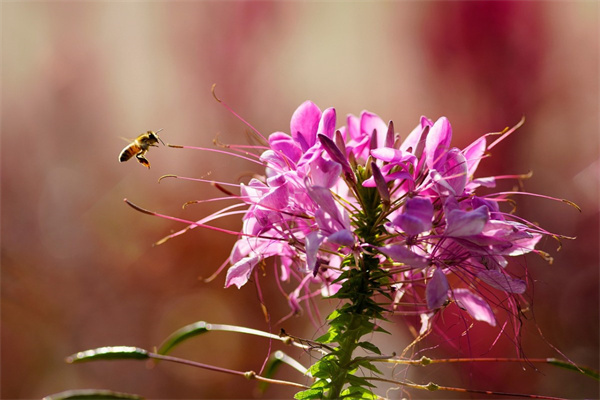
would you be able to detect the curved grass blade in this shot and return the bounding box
[259,350,310,392]
[157,321,299,356]
[43,389,144,400]
[65,346,149,363]
[547,358,599,381]
[156,321,210,355]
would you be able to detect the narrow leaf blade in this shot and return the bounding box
[156,321,209,355]
[65,346,149,363]
[43,389,144,400]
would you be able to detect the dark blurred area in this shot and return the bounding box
[2,2,598,399]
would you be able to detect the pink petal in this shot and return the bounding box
[435,148,468,196]
[477,269,527,294]
[225,255,260,289]
[426,268,449,309]
[394,197,434,235]
[317,107,337,139]
[309,157,342,189]
[360,111,388,148]
[425,117,452,169]
[377,244,429,268]
[327,230,355,247]
[462,136,487,178]
[268,131,302,164]
[305,231,324,274]
[290,101,321,151]
[445,205,490,237]
[453,288,497,326]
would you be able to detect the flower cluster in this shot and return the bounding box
[224,101,552,331]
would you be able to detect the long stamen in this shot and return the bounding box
[211,84,269,143]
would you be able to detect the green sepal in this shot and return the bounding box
[156,321,209,355]
[547,358,600,381]
[65,346,149,363]
[357,341,381,355]
[293,388,324,399]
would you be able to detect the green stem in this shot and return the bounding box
[326,314,363,398]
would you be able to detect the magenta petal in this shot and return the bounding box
[370,162,390,204]
[371,147,417,164]
[318,107,337,139]
[346,114,361,141]
[477,269,527,294]
[307,186,339,218]
[394,197,434,235]
[268,131,302,164]
[453,288,497,326]
[290,100,321,151]
[426,268,449,309]
[305,231,324,274]
[377,245,429,268]
[259,184,289,210]
[310,155,343,189]
[425,117,452,169]
[360,111,388,148]
[435,148,468,196]
[445,205,490,237]
[318,133,355,184]
[463,136,487,178]
[327,230,355,247]
[225,255,260,289]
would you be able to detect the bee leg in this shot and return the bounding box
[135,152,151,169]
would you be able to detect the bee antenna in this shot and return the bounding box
[155,128,165,145]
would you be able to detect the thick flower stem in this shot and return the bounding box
[326,253,380,399]
[326,315,364,399]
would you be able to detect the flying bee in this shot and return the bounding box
[119,129,164,169]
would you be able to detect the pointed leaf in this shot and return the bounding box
[547,358,600,381]
[294,388,324,400]
[156,321,209,355]
[43,390,144,400]
[357,341,382,355]
[65,346,149,363]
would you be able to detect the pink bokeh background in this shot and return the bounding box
[2,2,598,399]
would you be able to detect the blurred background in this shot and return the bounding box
[2,2,598,399]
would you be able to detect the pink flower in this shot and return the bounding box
[154,100,566,328]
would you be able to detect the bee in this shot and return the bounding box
[119,129,164,169]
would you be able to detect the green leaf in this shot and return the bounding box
[65,346,149,363]
[346,374,376,388]
[357,341,381,355]
[43,389,144,400]
[258,356,283,392]
[293,388,324,399]
[355,360,382,375]
[548,358,600,380]
[340,386,377,399]
[327,309,341,321]
[374,325,391,335]
[156,321,210,355]
[315,329,339,344]
[309,359,336,379]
